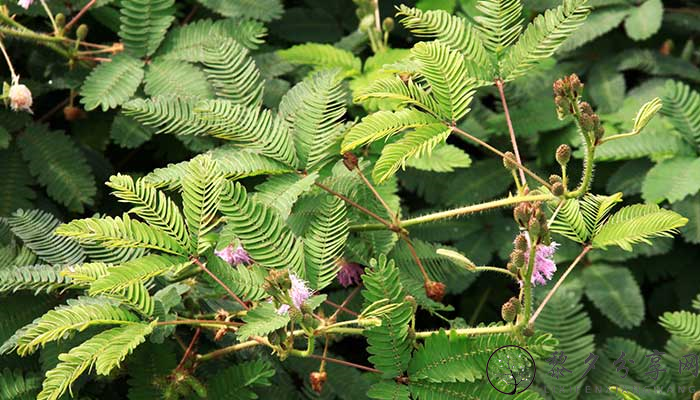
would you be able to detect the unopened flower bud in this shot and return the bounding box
[555,144,571,166]
[509,297,521,313]
[55,13,66,28]
[507,261,517,273]
[514,234,528,252]
[8,81,32,114]
[552,182,565,196]
[595,125,605,142]
[214,327,227,341]
[552,80,566,97]
[514,203,530,227]
[569,74,582,95]
[76,24,89,40]
[382,17,394,32]
[554,95,569,110]
[579,113,594,131]
[528,216,541,239]
[510,249,525,269]
[501,301,516,323]
[579,101,593,116]
[310,371,327,393]
[502,151,517,171]
[424,280,446,302]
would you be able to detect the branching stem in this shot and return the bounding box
[191,257,249,310]
[496,79,527,186]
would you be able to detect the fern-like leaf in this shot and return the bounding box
[660,311,700,348]
[88,254,190,294]
[10,296,139,356]
[475,0,523,57]
[353,76,442,117]
[219,181,305,273]
[194,100,298,166]
[144,59,213,99]
[7,209,86,265]
[661,79,700,150]
[397,5,491,68]
[583,264,644,328]
[38,322,154,400]
[197,0,283,21]
[254,173,318,220]
[236,302,290,341]
[372,123,452,184]
[202,38,263,106]
[279,69,346,170]
[18,125,97,212]
[107,174,190,250]
[80,54,145,111]
[342,109,441,153]
[411,41,476,121]
[55,214,188,256]
[0,265,70,295]
[277,43,362,76]
[207,360,275,398]
[0,368,41,400]
[500,0,591,81]
[119,0,175,57]
[592,204,688,250]
[182,155,224,254]
[304,195,348,290]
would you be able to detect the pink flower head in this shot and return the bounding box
[214,244,252,266]
[9,80,32,113]
[18,0,33,9]
[518,233,559,287]
[337,261,363,287]
[289,273,312,309]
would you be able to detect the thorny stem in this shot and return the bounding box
[355,167,399,225]
[529,245,591,324]
[0,38,17,80]
[156,319,242,328]
[414,324,514,338]
[521,243,538,323]
[314,181,396,230]
[65,0,97,32]
[191,257,249,310]
[402,235,430,282]
[495,79,527,186]
[196,337,269,362]
[349,193,555,231]
[451,126,552,189]
[176,328,201,371]
[566,101,595,198]
[304,353,381,374]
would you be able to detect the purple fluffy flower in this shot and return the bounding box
[276,304,290,315]
[337,261,363,287]
[215,244,252,266]
[289,273,312,309]
[18,0,33,9]
[518,233,559,287]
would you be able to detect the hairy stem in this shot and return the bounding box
[401,235,430,282]
[314,181,395,230]
[522,243,538,323]
[496,79,527,186]
[451,126,551,189]
[529,245,591,324]
[474,266,518,281]
[349,193,555,231]
[415,324,514,338]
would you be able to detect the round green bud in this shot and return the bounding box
[528,216,541,238]
[55,13,66,28]
[509,297,521,313]
[555,144,571,166]
[503,151,517,171]
[76,24,89,41]
[382,17,394,32]
[501,301,516,323]
[514,234,528,251]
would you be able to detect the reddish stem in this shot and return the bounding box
[496,79,527,186]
